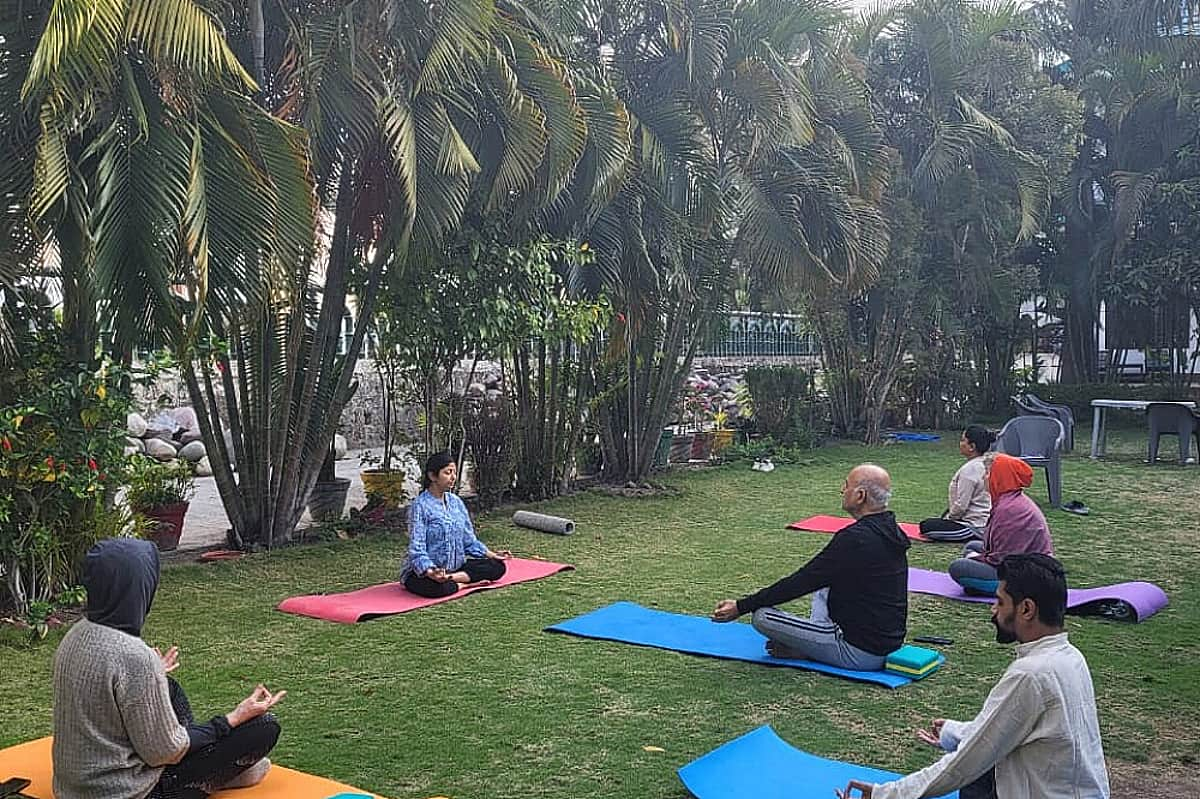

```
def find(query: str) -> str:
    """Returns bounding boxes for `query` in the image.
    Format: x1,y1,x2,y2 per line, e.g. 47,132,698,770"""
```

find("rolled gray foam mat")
512,510,575,535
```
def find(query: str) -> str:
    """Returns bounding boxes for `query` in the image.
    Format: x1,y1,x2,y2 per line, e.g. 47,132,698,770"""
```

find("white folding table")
1089,399,1197,459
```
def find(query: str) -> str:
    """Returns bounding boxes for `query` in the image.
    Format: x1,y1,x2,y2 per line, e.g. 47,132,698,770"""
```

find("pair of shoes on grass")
751,459,775,473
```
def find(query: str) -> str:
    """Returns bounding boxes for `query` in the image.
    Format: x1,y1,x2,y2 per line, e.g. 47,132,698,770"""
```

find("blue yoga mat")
886,431,941,442
679,726,958,799
546,602,938,688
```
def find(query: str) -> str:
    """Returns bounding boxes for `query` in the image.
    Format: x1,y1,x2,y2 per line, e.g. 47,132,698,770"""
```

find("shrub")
889,358,977,430
0,330,134,617
125,457,196,510
744,366,827,444
721,435,816,464
464,394,517,508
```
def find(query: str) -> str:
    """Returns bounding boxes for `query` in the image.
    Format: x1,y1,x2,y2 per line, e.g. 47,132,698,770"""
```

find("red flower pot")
142,501,190,551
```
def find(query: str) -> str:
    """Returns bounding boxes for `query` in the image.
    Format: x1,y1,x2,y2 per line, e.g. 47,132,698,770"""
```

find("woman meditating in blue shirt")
402,451,510,598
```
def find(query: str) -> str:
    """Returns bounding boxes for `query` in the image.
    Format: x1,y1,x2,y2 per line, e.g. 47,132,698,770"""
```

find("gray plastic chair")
1025,394,1075,453
995,416,1065,507
1146,403,1200,464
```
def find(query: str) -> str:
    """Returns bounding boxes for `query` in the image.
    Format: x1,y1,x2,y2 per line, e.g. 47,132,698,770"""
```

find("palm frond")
21,0,125,102
127,0,256,90
29,103,72,223
484,56,550,209
911,120,980,197
954,94,1015,148
504,25,587,206
417,0,496,94
1110,169,1160,247
1011,149,1050,242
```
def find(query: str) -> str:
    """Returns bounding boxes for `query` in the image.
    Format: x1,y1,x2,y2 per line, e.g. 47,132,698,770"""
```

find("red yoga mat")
277,557,574,623
786,514,929,542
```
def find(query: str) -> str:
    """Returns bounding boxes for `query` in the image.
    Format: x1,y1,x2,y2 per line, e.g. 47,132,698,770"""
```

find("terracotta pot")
307,477,351,521
141,502,189,551
360,469,408,508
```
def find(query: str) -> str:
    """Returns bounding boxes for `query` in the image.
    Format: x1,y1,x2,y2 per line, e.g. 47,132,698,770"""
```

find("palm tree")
3,0,314,371
855,0,1050,237
528,0,890,480
1035,0,1200,381
180,0,625,546
835,0,1054,438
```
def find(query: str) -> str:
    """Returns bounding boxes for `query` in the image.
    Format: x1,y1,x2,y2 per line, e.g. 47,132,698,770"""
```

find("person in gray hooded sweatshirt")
52,538,286,799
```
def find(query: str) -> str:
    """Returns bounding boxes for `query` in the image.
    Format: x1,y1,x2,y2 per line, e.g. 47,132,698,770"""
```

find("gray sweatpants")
750,589,887,671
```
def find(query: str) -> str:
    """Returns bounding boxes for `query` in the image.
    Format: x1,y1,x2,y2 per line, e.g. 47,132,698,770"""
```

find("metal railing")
697,312,819,358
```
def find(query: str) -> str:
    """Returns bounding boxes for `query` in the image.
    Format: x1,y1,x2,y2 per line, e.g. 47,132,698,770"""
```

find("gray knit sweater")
53,619,189,799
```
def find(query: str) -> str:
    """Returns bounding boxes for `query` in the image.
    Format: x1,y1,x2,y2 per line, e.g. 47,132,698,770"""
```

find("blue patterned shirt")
402,490,488,579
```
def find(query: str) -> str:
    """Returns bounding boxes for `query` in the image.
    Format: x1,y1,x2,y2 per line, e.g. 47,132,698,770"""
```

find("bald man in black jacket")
713,463,910,670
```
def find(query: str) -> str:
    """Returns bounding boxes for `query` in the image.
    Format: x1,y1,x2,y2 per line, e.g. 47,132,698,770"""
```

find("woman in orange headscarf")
948,453,1055,596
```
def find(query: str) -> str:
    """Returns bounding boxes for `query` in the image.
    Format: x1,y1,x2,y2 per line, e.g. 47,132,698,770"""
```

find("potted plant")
359,448,412,508
668,384,699,462
711,408,735,453
354,310,416,509
308,441,351,522
688,388,715,461
126,457,196,551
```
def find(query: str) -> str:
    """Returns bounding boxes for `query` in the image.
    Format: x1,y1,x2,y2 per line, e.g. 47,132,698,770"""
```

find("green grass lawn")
3,429,1198,797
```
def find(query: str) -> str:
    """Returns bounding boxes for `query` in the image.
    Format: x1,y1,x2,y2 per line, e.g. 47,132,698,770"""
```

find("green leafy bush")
890,358,977,430
0,328,134,617
720,436,817,465
464,394,517,508
744,366,814,437
125,457,196,510
743,366,827,445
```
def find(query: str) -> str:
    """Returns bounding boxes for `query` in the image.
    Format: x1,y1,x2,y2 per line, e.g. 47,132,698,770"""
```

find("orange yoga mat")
0,737,383,798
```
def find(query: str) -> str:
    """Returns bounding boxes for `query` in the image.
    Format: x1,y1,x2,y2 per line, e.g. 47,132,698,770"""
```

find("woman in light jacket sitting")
919,424,996,542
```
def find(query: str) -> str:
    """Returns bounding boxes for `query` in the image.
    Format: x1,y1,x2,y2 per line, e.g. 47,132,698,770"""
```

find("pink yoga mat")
277,558,574,623
787,514,929,542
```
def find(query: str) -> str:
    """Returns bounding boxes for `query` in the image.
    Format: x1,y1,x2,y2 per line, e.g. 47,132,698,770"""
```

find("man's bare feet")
765,640,804,660
449,571,471,584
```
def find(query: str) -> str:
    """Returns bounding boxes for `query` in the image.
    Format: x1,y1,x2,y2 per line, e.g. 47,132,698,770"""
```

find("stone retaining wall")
134,355,821,449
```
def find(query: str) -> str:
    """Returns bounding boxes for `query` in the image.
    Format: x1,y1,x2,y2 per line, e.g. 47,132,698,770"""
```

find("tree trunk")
596,291,699,484
184,166,393,547
248,0,266,87
1059,222,1099,384
57,218,97,368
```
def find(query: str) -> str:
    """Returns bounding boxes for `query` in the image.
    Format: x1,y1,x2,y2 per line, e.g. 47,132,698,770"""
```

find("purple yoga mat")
907,567,1169,623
